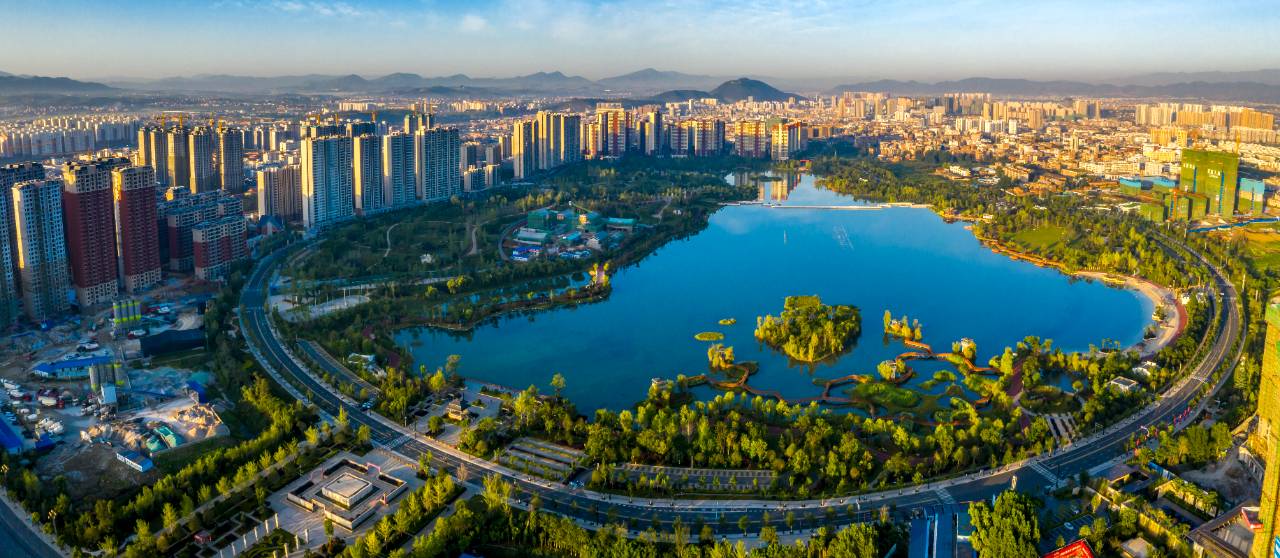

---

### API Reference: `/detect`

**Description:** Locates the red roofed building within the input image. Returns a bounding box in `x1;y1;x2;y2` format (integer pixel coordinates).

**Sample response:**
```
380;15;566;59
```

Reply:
1043;539;1095;558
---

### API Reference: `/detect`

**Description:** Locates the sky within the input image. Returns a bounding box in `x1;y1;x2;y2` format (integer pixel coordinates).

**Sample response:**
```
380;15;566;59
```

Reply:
3;0;1279;82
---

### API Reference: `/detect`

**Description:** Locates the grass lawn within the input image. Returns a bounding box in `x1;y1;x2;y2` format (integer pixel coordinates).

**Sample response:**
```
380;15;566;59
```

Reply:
1021;385;1079;414
849;382;920;410
143;348;209;370
1010;225;1073;251
1225;224;1280;273
153;435;237;473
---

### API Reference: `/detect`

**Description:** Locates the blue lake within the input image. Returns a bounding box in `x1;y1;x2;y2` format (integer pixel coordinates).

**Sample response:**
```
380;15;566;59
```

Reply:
396;174;1152;412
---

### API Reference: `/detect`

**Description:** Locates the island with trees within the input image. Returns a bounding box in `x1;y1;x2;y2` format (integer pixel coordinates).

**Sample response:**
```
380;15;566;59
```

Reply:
754;296;861;363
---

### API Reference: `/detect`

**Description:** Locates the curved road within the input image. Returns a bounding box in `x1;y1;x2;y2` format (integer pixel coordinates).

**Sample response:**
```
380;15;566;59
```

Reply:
240;233;1242;537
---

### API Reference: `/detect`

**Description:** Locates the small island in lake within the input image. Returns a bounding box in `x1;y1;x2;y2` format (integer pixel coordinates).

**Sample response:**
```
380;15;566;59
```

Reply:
754;295;861;362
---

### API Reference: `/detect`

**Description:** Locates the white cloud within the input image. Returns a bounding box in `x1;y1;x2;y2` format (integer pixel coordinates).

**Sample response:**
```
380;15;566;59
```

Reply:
272;1;364;18
273;0;305;12
460;14;488;32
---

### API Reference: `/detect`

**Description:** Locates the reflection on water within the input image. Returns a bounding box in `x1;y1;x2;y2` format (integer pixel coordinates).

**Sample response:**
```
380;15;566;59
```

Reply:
396;174;1152;412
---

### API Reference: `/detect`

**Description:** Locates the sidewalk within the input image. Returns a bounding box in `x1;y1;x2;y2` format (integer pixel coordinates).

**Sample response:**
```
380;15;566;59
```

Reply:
0;490;68;557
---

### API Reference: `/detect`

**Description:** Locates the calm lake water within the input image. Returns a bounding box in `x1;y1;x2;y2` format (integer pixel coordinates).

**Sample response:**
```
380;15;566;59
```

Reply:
396;174;1152;412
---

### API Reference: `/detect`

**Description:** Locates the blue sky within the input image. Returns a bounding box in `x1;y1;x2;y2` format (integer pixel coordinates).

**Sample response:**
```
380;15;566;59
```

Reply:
4;0;1278;81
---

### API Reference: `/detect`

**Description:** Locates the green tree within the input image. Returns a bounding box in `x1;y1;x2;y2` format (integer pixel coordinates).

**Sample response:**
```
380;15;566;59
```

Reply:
161;503;179;530
826;522;879;557
969;490;1040;558
551;373;566;398
483;474;512;517
336;406;350;431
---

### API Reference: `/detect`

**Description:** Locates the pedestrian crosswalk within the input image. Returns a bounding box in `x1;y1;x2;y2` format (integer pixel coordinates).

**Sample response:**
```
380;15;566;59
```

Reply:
933;488;956;505
383;433;411;448
1027;460;1061;486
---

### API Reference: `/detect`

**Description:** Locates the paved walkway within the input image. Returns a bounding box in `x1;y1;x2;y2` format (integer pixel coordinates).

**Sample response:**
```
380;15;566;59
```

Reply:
0;491;66;557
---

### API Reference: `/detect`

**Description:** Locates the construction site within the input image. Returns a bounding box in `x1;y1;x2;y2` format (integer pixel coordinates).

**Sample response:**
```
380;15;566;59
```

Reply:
0;287;229;499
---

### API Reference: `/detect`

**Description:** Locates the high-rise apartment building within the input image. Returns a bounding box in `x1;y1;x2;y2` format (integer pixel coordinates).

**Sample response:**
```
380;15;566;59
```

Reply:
404;112;433;135
161;190;241;271
301;135;354;230
136;125;170;186
535;111;559;170
594;103;629;157
302;123;344;139
511;113;582;179
381;133;416;208
483;164;500;189
112;166;161;293
12;179;70;321
1252;300;1280;558
256;163;303;223
188;127;218;193
461;141;482;173
1180;149;1240;217
0;162;44;324
166;126;190;190
512;120;536;180
692;119;725;157
191;215;247;281
415;127;460;202
557;114;582;165
771;122;807;161
345;121;377;138
640;111;662;156
352;134;384;215
62;159;124;307
734;121;769;158
216;126;245;193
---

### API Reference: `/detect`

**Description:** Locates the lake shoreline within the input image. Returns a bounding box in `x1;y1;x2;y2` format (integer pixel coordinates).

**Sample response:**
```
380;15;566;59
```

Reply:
396;176;1160;411
971;231;1183;356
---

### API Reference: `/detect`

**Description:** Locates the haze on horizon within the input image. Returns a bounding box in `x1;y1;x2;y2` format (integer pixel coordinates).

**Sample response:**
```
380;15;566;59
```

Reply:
4;0;1279;83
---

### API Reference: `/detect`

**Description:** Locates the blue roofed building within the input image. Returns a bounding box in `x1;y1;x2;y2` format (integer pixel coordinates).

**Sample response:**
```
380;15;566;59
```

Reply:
33;355;113;381
909;504;974;558
0;419;24;454
116;450;154;473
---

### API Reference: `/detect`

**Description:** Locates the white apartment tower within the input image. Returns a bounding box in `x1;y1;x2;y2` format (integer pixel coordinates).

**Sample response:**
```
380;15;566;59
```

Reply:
381;133;416;208
512;120;536;180
188;127;218;193
352;134;384;215
415;127;460;202
216;126;245;192
12;179;70;321
301;135;354;230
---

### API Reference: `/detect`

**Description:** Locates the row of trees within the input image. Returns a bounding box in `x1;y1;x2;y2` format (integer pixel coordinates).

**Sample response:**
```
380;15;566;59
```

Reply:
402;486;904;558
340;471;461;558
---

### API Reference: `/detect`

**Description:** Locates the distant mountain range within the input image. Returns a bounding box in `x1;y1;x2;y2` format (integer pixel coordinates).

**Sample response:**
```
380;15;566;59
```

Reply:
6;67;1280;103
597;68;725;91
104;71;603;96
0;74;112;96
1106;68;1280;87
832;77;1280;103
643;78;802;104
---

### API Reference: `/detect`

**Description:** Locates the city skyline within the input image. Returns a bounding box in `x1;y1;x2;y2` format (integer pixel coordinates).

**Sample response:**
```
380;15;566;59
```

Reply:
4;0;1279;82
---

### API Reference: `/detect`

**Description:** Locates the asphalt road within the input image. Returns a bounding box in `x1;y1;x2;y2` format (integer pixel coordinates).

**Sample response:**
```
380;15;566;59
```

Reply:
239;234;1242;537
0;499;63;558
